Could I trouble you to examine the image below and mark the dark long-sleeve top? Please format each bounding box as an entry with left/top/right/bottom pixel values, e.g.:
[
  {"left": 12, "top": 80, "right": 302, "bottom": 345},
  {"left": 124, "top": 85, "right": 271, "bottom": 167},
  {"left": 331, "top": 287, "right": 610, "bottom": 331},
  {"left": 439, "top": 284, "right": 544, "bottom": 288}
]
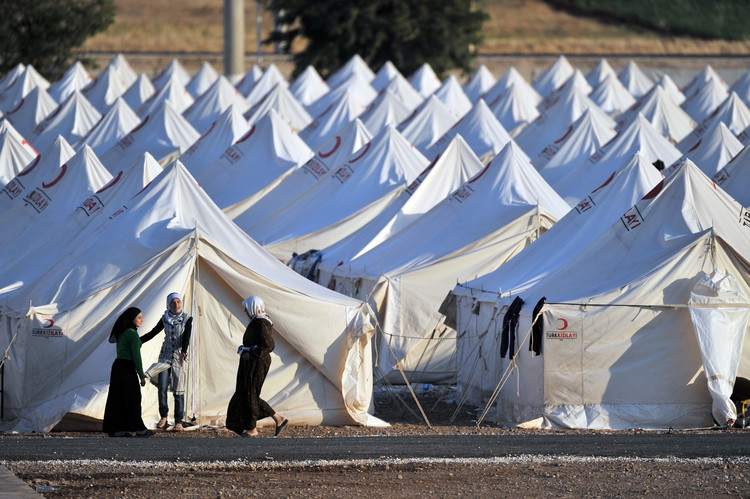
[
  {"left": 242, "top": 317, "right": 275, "bottom": 358},
  {"left": 140, "top": 317, "right": 193, "bottom": 354},
  {"left": 116, "top": 328, "right": 146, "bottom": 379}
]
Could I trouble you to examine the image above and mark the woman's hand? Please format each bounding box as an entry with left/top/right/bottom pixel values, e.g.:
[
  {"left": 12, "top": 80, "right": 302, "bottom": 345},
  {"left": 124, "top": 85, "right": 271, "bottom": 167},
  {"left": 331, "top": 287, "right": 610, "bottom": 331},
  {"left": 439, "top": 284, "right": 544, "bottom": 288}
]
[{"left": 140, "top": 378, "right": 147, "bottom": 387}]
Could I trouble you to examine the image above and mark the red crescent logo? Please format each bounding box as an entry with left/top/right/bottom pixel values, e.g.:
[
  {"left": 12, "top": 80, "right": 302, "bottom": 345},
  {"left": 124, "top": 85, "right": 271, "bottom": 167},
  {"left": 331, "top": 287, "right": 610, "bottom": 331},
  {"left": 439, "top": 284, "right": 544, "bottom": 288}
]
[
  {"left": 348, "top": 142, "right": 371, "bottom": 163},
  {"left": 6, "top": 98, "right": 24, "bottom": 115},
  {"left": 18, "top": 155, "right": 41, "bottom": 176},
  {"left": 554, "top": 125, "right": 573, "bottom": 144},
  {"left": 131, "top": 180, "right": 153, "bottom": 199},
  {"left": 591, "top": 171, "right": 616, "bottom": 194},
  {"left": 43, "top": 319, "right": 55, "bottom": 328},
  {"left": 642, "top": 179, "right": 664, "bottom": 200},
  {"left": 236, "top": 125, "right": 256, "bottom": 143},
  {"left": 469, "top": 160, "right": 492, "bottom": 184},
  {"left": 318, "top": 136, "right": 341, "bottom": 158},
  {"left": 198, "top": 121, "right": 216, "bottom": 140},
  {"left": 96, "top": 171, "right": 123, "bottom": 193},
  {"left": 42, "top": 163, "right": 67, "bottom": 188},
  {"left": 687, "top": 138, "right": 702, "bottom": 153},
  {"left": 556, "top": 318, "right": 568, "bottom": 330},
  {"left": 129, "top": 116, "right": 149, "bottom": 134}
]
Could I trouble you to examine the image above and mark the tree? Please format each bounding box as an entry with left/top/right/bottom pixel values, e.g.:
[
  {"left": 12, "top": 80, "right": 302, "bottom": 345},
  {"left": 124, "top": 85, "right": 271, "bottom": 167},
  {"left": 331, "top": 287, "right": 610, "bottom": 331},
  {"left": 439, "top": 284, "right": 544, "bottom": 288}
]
[
  {"left": 263, "top": 0, "right": 489, "bottom": 79},
  {"left": 0, "top": 0, "right": 115, "bottom": 79}
]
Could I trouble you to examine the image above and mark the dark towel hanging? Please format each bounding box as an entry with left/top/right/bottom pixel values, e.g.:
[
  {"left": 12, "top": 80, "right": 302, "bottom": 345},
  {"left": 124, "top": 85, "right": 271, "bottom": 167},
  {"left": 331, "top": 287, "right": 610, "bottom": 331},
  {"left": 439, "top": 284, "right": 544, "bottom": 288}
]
[
  {"left": 500, "top": 296, "right": 524, "bottom": 359},
  {"left": 530, "top": 297, "right": 546, "bottom": 356}
]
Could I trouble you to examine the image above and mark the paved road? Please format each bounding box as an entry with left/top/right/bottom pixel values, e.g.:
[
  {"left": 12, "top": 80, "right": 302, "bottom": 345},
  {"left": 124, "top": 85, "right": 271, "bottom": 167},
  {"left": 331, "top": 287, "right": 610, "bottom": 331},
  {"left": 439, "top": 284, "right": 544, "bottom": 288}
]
[{"left": 2, "top": 432, "right": 750, "bottom": 463}]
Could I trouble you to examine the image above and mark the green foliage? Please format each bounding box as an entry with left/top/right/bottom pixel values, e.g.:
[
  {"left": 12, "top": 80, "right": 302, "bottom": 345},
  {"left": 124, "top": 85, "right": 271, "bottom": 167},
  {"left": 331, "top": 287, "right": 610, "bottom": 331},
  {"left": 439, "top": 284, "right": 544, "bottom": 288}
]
[
  {"left": 262, "top": 0, "right": 489, "bottom": 79},
  {"left": 0, "top": 0, "right": 116, "bottom": 79},
  {"left": 543, "top": 0, "right": 750, "bottom": 40}
]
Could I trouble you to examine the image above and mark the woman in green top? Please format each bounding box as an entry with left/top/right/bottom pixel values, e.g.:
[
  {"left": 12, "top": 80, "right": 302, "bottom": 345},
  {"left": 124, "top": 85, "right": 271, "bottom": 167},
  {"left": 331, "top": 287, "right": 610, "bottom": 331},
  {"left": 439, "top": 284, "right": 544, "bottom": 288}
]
[{"left": 102, "top": 307, "right": 154, "bottom": 437}]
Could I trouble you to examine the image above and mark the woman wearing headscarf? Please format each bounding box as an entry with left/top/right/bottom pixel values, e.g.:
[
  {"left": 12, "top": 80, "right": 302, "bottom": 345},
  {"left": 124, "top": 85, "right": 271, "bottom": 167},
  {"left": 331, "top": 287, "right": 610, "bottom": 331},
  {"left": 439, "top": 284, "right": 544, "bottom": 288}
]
[
  {"left": 226, "top": 296, "right": 288, "bottom": 437},
  {"left": 102, "top": 307, "right": 155, "bottom": 437},
  {"left": 141, "top": 292, "right": 193, "bottom": 431}
]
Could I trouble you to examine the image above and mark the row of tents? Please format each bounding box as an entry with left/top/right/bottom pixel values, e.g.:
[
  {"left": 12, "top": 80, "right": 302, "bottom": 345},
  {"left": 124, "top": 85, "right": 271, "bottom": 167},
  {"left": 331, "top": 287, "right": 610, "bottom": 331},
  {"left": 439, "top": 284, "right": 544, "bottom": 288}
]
[{"left": 1, "top": 53, "right": 750, "bottom": 432}]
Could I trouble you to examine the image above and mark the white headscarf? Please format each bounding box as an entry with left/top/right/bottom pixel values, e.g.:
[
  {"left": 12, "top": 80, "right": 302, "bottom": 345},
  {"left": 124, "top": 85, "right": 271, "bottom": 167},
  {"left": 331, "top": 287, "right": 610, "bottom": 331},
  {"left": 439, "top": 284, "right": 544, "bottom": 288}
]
[
  {"left": 242, "top": 295, "right": 272, "bottom": 324},
  {"left": 163, "top": 292, "right": 186, "bottom": 326}
]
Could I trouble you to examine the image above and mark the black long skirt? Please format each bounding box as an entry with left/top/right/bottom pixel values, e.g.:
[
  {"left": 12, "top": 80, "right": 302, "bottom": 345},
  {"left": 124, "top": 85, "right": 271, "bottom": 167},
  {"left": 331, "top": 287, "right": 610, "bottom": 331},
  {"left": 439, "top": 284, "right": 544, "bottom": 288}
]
[
  {"left": 226, "top": 352, "right": 274, "bottom": 434},
  {"left": 102, "top": 359, "right": 147, "bottom": 435}
]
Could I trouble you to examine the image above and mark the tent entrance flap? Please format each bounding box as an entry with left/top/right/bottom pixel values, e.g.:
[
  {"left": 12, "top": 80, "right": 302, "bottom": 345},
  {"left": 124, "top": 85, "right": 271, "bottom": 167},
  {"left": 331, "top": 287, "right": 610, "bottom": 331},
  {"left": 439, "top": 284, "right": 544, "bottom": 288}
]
[{"left": 688, "top": 269, "right": 750, "bottom": 425}]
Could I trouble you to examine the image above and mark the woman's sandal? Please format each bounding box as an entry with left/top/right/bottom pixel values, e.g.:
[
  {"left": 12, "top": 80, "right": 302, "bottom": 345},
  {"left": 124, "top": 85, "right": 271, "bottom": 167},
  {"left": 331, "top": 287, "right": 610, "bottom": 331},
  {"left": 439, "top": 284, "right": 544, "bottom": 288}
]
[
  {"left": 173, "top": 423, "right": 184, "bottom": 431},
  {"left": 274, "top": 419, "right": 288, "bottom": 437},
  {"left": 155, "top": 418, "right": 168, "bottom": 430},
  {"left": 240, "top": 431, "right": 258, "bottom": 437}
]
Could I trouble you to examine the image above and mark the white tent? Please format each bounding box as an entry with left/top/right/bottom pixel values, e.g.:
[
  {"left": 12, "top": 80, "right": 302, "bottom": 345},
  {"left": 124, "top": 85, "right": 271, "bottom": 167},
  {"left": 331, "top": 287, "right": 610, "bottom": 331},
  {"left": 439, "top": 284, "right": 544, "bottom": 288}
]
[
  {"left": 243, "top": 81, "right": 313, "bottom": 133},
  {"left": 617, "top": 60, "right": 654, "bottom": 99},
  {"left": 299, "top": 90, "right": 367, "bottom": 150},
  {"left": 249, "top": 125, "right": 428, "bottom": 260},
  {"left": 585, "top": 58, "right": 618, "bottom": 88},
  {"left": 681, "top": 77, "right": 729, "bottom": 123},
  {"left": 359, "top": 89, "right": 413, "bottom": 136},
  {"left": 0, "top": 64, "right": 50, "bottom": 113},
  {"left": 0, "top": 120, "right": 40, "bottom": 188},
  {"left": 0, "top": 136, "right": 74, "bottom": 214},
  {"left": 515, "top": 84, "right": 612, "bottom": 158},
  {"left": 533, "top": 107, "right": 617, "bottom": 186},
  {"left": 234, "top": 65, "right": 264, "bottom": 98},
  {"left": 677, "top": 92, "right": 750, "bottom": 152},
  {"left": 289, "top": 65, "right": 330, "bottom": 108},
  {"left": 48, "top": 61, "right": 92, "bottom": 104},
  {"left": 589, "top": 73, "right": 636, "bottom": 117},
  {"left": 425, "top": 99, "right": 513, "bottom": 164},
  {"left": 185, "top": 61, "right": 219, "bottom": 99},
  {"left": 463, "top": 64, "right": 496, "bottom": 103},
  {"left": 316, "top": 134, "right": 487, "bottom": 267},
  {"left": 488, "top": 81, "right": 541, "bottom": 137},
  {"left": 431, "top": 75, "right": 473, "bottom": 119},
  {"left": 122, "top": 73, "right": 155, "bottom": 113},
  {"left": 656, "top": 73, "right": 687, "bottom": 105},
  {"left": 484, "top": 66, "right": 541, "bottom": 109},
  {"left": 0, "top": 152, "right": 161, "bottom": 279},
  {"left": 682, "top": 65, "right": 728, "bottom": 101},
  {"left": 325, "top": 54, "right": 375, "bottom": 89},
  {"left": 137, "top": 73, "right": 195, "bottom": 117},
  {"left": 381, "top": 73, "right": 425, "bottom": 112},
  {"left": 712, "top": 142, "right": 750, "bottom": 205},
  {"left": 82, "top": 64, "right": 129, "bottom": 113},
  {"left": 370, "top": 61, "right": 403, "bottom": 93},
  {"left": 73, "top": 97, "right": 141, "bottom": 156},
  {"left": 408, "top": 63, "right": 442, "bottom": 99},
  {"left": 243, "top": 63, "right": 288, "bottom": 106},
  {"left": 729, "top": 69, "right": 750, "bottom": 107},
  {"left": 197, "top": 109, "right": 313, "bottom": 219},
  {"left": 666, "top": 122, "right": 744, "bottom": 177},
  {"left": 319, "top": 141, "right": 569, "bottom": 382},
  {"left": 183, "top": 75, "right": 250, "bottom": 134},
  {"left": 397, "top": 95, "right": 458, "bottom": 154},
  {"left": 26, "top": 91, "right": 102, "bottom": 153},
  {"left": 98, "top": 101, "right": 200, "bottom": 172},
  {"left": 539, "top": 69, "right": 592, "bottom": 109},
  {"left": 3, "top": 85, "right": 58, "bottom": 137},
  {"left": 0, "top": 63, "right": 25, "bottom": 95},
  {"left": 151, "top": 58, "right": 191, "bottom": 91},
  {"left": 105, "top": 54, "right": 138, "bottom": 89},
  {"left": 178, "top": 105, "right": 250, "bottom": 178},
  {"left": 615, "top": 85, "right": 697, "bottom": 145},
  {"left": 232, "top": 118, "right": 373, "bottom": 232},
  {"left": 0, "top": 145, "right": 112, "bottom": 254},
  {"left": 532, "top": 55, "right": 574, "bottom": 98},
  {"left": 553, "top": 113, "right": 680, "bottom": 204},
  {"left": 449, "top": 160, "right": 750, "bottom": 429},
  {"left": 307, "top": 71, "right": 377, "bottom": 120},
  {"left": 0, "top": 161, "right": 384, "bottom": 433}
]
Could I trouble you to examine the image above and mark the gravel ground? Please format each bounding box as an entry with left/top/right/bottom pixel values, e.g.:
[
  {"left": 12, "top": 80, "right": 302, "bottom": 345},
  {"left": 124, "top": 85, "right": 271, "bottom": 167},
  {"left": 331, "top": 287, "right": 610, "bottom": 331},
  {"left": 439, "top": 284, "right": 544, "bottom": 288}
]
[{"left": 5, "top": 386, "right": 750, "bottom": 497}]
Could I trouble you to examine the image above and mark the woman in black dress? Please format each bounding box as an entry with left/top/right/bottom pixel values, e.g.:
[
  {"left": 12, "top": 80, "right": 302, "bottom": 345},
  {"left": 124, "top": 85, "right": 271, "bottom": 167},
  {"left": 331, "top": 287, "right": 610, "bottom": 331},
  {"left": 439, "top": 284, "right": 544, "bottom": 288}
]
[
  {"left": 226, "top": 296, "right": 288, "bottom": 437},
  {"left": 102, "top": 307, "right": 155, "bottom": 437}
]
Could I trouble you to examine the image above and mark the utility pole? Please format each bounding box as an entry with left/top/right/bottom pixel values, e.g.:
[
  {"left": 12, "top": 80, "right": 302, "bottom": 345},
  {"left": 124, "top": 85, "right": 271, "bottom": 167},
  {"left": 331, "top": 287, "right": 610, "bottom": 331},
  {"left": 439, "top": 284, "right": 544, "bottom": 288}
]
[{"left": 224, "top": 0, "right": 245, "bottom": 82}]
